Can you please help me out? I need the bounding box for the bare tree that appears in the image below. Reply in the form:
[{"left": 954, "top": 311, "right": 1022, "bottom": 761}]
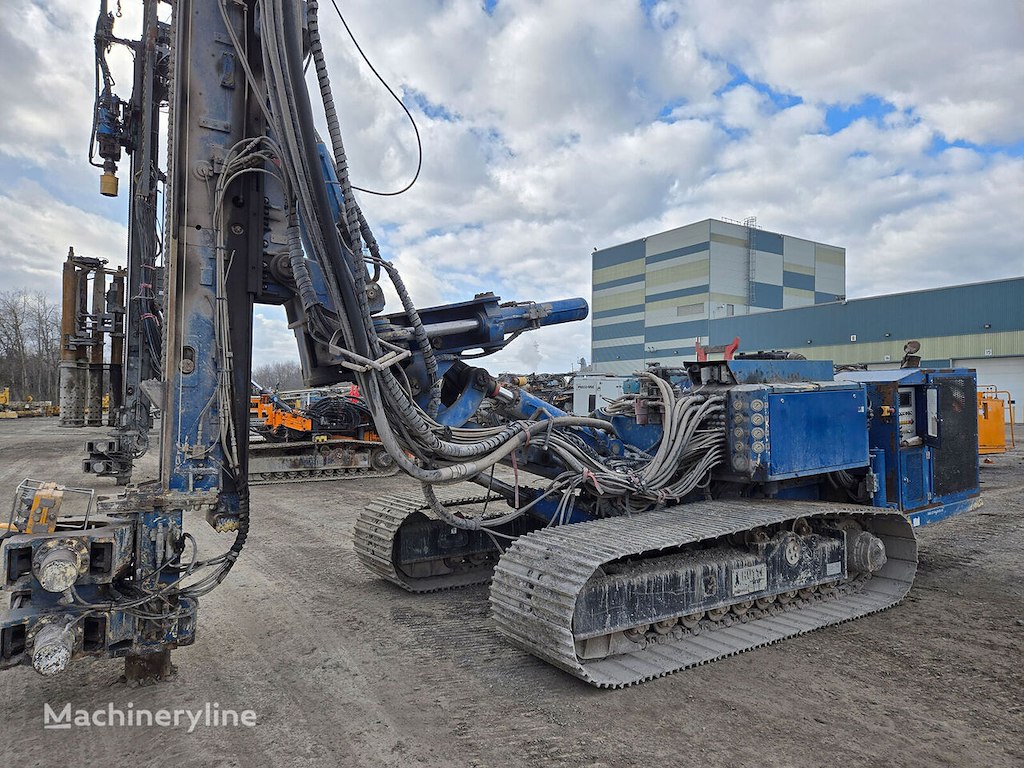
[
  {"left": 252, "top": 360, "right": 304, "bottom": 391},
  {"left": 0, "top": 290, "right": 61, "bottom": 401}
]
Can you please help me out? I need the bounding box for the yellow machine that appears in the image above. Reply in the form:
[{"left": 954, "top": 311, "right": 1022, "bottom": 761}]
[
  {"left": 977, "top": 387, "right": 1016, "bottom": 455},
  {"left": 0, "top": 388, "right": 14, "bottom": 419},
  {"left": 0, "top": 389, "right": 58, "bottom": 418}
]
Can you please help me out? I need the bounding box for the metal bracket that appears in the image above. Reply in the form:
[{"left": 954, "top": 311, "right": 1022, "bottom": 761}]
[{"left": 327, "top": 334, "right": 411, "bottom": 373}]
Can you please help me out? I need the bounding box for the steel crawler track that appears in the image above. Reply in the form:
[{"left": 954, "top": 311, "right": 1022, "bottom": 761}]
[
  {"left": 248, "top": 438, "right": 398, "bottom": 485},
  {"left": 250, "top": 465, "right": 398, "bottom": 485},
  {"left": 489, "top": 500, "right": 917, "bottom": 688},
  {"left": 353, "top": 491, "right": 504, "bottom": 593}
]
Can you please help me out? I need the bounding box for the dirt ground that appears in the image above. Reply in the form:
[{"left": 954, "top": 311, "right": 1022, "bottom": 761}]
[{"left": 0, "top": 418, "right": 1021, "bottom": 768}]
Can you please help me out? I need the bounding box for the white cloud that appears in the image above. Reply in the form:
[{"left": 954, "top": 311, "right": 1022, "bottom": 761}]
[
  {"left": 664, "top": 0, "right": 1024, "bottom": 144},
  {"left": 1, "top": 0, "right": 1021, "bottom": 376},
  {"left": 0, "top": 182, "right": 127, "bottom": 294}
]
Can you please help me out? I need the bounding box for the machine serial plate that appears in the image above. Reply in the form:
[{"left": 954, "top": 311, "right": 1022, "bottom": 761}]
[{"left": 731, "top": 564, "right": 768, "bottom": 596}]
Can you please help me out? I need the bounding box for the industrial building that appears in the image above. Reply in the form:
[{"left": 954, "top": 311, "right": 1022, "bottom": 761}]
[
  {"left": 591, "top": 218, "right": 847, "bottom": 373},
  {"left": 590, "top": 220, "right": 1024, "bottom": 411}
]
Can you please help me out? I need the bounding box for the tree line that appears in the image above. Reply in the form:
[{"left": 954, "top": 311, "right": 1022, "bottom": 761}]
[
  {"left": 0, "top": 285, "right": 308, "bottom": 404},
  {"left": 0, "top": 290, "right": 61, "bottom": 403},
  {"left": 252, "top": 360, "right": 305, "bottom": 391}
]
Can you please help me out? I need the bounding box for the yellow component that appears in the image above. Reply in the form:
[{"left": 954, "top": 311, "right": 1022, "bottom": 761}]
[
  {"left": 24, "top": 483, "right": 64, "bottom": 534},
  {"left": 312, "top": 434, "right": 328, "bottom": 444},
  {"left": 102, "top": 393, "right": 111, "bottom": 411},
  {"left": 0, "top": 387, "right": 9, "bottom": 406},
  {"left": 252, "top": 395, "right": 313, "bottom": 433},
  {"left": 978, "top": 392, "right": 1007, "bottom": 455},
  {"left": 100, "top": 170, "right": 119, "bottom": 197},
  {"left": 879, "top": 405, "right": 895, "bottom": 418}
]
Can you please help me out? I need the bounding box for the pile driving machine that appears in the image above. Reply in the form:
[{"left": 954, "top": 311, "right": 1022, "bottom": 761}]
[{"left": 0, "top": 1, "right": 980, "bottom": 688}]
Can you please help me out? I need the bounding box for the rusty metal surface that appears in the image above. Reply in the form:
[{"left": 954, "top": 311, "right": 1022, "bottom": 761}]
[
  {"left": 490, "top": 500, "right": 917, "bottom": 688},
  {"left": 248, "top": 438, "right": 399, "bottom": 485}
]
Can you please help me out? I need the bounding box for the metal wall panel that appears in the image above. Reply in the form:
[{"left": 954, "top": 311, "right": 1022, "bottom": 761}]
[
  {"left": 783, "top": 236, "right": 816, "bottom": 267},
  {"left": 753, "top": 251, "right": 784, "bottom": 287},
  {"left": 752, "top": 230, "right": 784, "bottom": 255},
  {"left": 783, "top": 287, "right": 815, "bottom": 308},
  {"left": 593, "top": 239, "right": 644, "bottom": 269},
  {"left": 814, "top": 261, "right": 845, "bottom": 297},
  {"left": 644, "top": 220, "right": 710, "bottom": 257},
  {"left": 713, "top": 279, "right": 1024, "bottom": 350},
  {"left": 709, "top": 241, "right": 749, "bottom": 301},
  {"left": 710, "top": 219, "right": 750, "bottom": 241}
]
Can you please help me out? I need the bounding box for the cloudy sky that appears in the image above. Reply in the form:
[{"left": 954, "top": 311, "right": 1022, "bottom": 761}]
[{"left": 2, "top": 0, "right": 1022, "bottom": 373}]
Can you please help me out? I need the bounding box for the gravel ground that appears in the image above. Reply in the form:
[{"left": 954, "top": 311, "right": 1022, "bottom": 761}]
[{"left": 0, "top": 417, "right": 1021, "bottom": 768}]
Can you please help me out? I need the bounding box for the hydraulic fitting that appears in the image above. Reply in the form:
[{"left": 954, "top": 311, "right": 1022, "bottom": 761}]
[
  {"left": 33, "top": 539, "right": 89, "bottom": 593},
  {"left": 847, "top": 531, "right": 887, "bottom": 573},
  {"left": 30, "top": 621, "right": 77, "bottom": 676}
]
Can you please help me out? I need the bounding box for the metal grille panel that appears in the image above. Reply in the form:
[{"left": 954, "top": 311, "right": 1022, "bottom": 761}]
[{"left": 933, "top": 376, "right": 977, "bottom": 496}]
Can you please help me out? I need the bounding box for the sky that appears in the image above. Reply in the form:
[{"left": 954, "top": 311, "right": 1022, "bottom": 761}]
[{"left": 1, "top": 0, "right": 1022, "bottom": 374}]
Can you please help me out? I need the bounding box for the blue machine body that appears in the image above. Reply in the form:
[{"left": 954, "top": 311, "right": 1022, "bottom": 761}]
[
  {"left": 837, "top": 368, "right": 982, "bottom": 527},
  {"left": 571, "top": 359, "right": 982, "bottom": 531},
  {"left": 725, "top": 381, "right": 869, "bottom": 481}
]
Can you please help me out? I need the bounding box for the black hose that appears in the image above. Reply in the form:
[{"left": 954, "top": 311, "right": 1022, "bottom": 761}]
[{"left": 280, "top": 0, "right": 371, "bottom": 360}]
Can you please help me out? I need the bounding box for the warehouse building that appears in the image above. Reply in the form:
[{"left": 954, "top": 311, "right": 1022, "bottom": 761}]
[
  {"left": 591, "top": 218, "right": 846, "bottom": 373},
  {"left": 590, "top": 220, "right": 1024, "bottom": 414}
]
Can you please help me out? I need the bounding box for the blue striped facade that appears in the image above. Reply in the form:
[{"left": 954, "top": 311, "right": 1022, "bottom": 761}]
[
  {"left": 710, "top": 278, "right": 1024, "bottom": 350},
  {"left": 591, "top": 219, "right": 851, "bottom": 372},
  {"left": 593, "top": 342, "right": 645, "bottom": 365},
  {"left": 782, "top": 271, "right": 816, "bottom": 291},
  {"left": 644, "top": 241, "right": 710, "bottom": 267},
  {"left": 593, "top": 304, "right": 645, "bottom": 321},
  {"left": 593, "top": 239, "right": 644, "bottom": 270}
]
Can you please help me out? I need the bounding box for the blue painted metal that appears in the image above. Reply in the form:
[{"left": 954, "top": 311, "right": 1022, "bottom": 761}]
[
  {"left": 751, "top": 229, "right": 784, "bottom": 255},
  {"left": 592, "top": 238, "right": 645, "bottom": 270},
  {"left": 899, "top": 448, "right": 929, "bottom": 509},
  {"left": 645, "top": 284, "right": 710, "bottom": 304},
  {"left": 592, "top": 318, "right": 645, "bottom": 342},
  {"left": 645, "top": 241, "right": 710, "bottom": 266},
  {"left": 869, "top": 449, "right": 888, "bottom": 508},
  {"left": 749, "top": 281, "right": 783, "bottom": 308},
  {"left": 728, "top": 359, "right": 834, "bottom": 383},
  {"left": 512, "top": 390, "right": 564, "bottom": 421},
  {"left": 592, "top": 303, "right": 645, "bottom": 321},
  {"left": 608, "top": 415, "right": 661, "bottom": 454},
  {"left": 592, "top": 273, "right": 645, "bottom": 292},
  {"left": 317, "top": 141, "right": 347, "bottom": 228},
  {"left": 907, "top": 495, "right": 983, "bottom": 528},
  {"left": 782, "top": 270, "right": 815, "bottom": 291},
  {"left": 436, "top": 384, "right": 488, "bottom": 427},
  {"left": 402, "top": 293, "right": 588, "bottom": 360},
  {"left": 841, "top": 367, "right": 981, "bottom": 519},
  {"left": 725, "top": 382, "right": 870, "bottom": 482}
]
